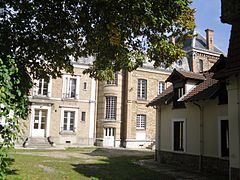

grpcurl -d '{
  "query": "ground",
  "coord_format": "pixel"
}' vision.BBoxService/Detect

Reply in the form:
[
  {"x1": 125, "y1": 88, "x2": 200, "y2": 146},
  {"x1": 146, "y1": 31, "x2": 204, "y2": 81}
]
[{"x1": 7, "y1": 147, "x2": 228, "y2": 180}]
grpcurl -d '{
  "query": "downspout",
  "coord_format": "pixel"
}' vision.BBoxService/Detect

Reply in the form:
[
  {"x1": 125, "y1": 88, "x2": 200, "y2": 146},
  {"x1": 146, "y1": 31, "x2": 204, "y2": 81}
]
[
  {"x1": 193, "y1": 102, "x2": 204, "y2": 171},
  {"x1": 153, "y1": 105, "x2": 161, "y2": 162}
]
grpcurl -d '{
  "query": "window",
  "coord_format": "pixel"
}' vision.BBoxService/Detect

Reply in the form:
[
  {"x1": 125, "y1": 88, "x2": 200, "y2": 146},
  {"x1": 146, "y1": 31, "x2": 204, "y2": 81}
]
[
  {"x1": 81, "y1": 112, "x2": 86, "y2": 121},
  {"x1": 107, "y1": 73, "x2": 118, "y2": 85},
  {"x1": 83, "y1": 82, "x2": 87, "y2": 90},
  {"x1": 34, "y1": 79, "x2": 49, "y2": 96},
  {"x1": 105, "y1": 96, "x2": 117, "y2": 120},
  {"x1": 63, "y1": 76, "x2": 79, "y2": 99},
  {"x1": 173, "y1": 86, "x2": 185, "y2": 108},
  {"x1": 136, "y1": 115, "x2": 146, "y2": 129},
  {"x1": 158, "y1": 82, "x2": 165, "y2": 95},
  {"x1": 220, "y1": 120, "x2": 229, "y2": 157},
  {"x1": 137, "y1": 79, "x2": 147, "y2": 100},
  {"x1": 173, "y1": 120, "x2": 185, "y2": 151},
  {"x1": 63, "y1": 111, "x2": 75, "y2": 131},
  {"x1": 177, "y1": 87, "x2": 185, "y2": 99},
  {"x1": 199, "y1": 59, "x2": 203, "y2": 72},
  {"x1": 178, "y1": 60, "x2": 183, "y2": 66}
]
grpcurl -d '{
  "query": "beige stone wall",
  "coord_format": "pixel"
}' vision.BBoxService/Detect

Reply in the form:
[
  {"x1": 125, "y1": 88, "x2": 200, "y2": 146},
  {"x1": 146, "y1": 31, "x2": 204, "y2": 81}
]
[
  {"x1": 124, "y1": 68, "x2": 170, "y2": 148},
  {"x1": 20, "y1": 64, "x2": 96, "y2": 146},
  {"x1": 192, "y1": 51, "x2": 220, "y2": 73}
]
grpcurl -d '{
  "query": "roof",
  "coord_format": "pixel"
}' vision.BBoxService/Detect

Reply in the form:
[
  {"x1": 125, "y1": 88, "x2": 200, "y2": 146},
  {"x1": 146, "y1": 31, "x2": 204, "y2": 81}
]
[
  {"x1": 147, "y1": 85, "x2": 173, "y2": 107},
  {"x1": 181, "y1": 73, "x2": 219, "y2": 102},
  {"x1": 166, "y1": 69, "x2": 205, "y2": 82},
  {"x1": 147, "y1": 72, "x2": 221, "y2": 107},
  {"x1": 183, "y1": 32, "x2": 223, "y2": 54}
]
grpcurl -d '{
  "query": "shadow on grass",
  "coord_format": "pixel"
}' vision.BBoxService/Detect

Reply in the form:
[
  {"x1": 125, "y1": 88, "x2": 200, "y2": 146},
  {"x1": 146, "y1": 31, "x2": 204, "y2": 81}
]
[{"x1": 71, "y1": 148, "x2": 174, "y2": 180}]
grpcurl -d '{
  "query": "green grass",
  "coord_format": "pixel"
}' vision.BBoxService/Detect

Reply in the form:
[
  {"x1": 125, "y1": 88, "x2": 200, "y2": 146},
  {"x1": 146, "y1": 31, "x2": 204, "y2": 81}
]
[{"x1": 6, "y1": 148, "x2": 173, "y2": 180}]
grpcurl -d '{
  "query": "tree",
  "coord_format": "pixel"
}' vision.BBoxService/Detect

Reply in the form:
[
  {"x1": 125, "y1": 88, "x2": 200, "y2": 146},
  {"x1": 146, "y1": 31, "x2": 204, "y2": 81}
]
[
  {"x1": 0, "y1": 0, "x2": 194, "y2": 178},
  {"x1": 1, "y1": 0, "x2": 195, "y2": 80}
]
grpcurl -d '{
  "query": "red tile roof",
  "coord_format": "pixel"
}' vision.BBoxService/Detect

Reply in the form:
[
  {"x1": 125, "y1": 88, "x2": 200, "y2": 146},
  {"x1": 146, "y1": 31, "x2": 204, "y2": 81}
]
[
  {"x1": 166, "y1": 69, "x2": 205, "y2": 82},
  {"x1": 181, "y1": 73, "x2": 219, "y2": 102}
]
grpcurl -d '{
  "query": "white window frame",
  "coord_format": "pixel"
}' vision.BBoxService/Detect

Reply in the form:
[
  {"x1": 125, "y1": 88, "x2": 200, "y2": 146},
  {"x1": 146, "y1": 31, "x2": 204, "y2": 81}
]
[
  {"x1": 62, "y1": 75, "x2": 80, "y2": 99},
  {"x1": 137, "y1": 79, "x2": 147, "y2": 100},
  {"x1": 172, "y1": 118, "x2": 186, "y2": 152},
  {"x1": 158, "y1": 81, "x2": 166, "y2": 95},
  {"x1": 218, "y1": 116, "x2": 229, "y2": 157},
  {"x1": 33, "y1": 78, "x2": 52, "y2": 97},
  {"x1": 136, "y1": 114, "x2": 146, "y2": 130},
  {"x1": 60, "y1": 108, "x2": 78, "y2": 132},
  {"x1": 105, "y1": 96, "x2": 117, "y2": 120}
]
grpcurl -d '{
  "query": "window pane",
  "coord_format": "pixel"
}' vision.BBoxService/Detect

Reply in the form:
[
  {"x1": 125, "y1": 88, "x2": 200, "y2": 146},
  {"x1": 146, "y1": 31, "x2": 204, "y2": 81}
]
[
  {"x1": 136, "y1": 115, "x2": 146, "y2": 129},
  {"x1": 105, "y1": 96, "x2": 116, "y2": 119},
  {"x1": 137, "y1": 79, "x2": 147, "y2": 99},
  {"x1": 70, "y1": 78, "x2": 77, "y2": 98}
]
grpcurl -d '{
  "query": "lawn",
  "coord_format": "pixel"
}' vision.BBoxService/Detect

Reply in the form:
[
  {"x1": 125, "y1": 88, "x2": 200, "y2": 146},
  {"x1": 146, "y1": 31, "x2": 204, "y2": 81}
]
[{"x1": 7, "y1": 147, "x2": 173, "y2": 180}]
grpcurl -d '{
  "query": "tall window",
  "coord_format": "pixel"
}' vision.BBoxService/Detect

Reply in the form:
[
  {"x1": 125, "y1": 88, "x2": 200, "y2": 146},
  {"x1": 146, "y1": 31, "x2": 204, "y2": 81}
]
[
  {"x1": 220, "y1": 120, "x2": 229, "y2": 157},
  {"x1": 81, "y1": 112, "x2": 86, "y2": 121},
  {"x1": 107, "y1": 73, "x2": 118, "y2": 85},
  {"x1": 137, "y1": 79, "x2": 147, "y2": 100},
  {"x1": 105, "y1": 96, "x2": 117, "y2": 120},
  {"x1": 136, "y1": 115, "x2": 146, "y2": 129},
  {"x1": 63, "y1": 76, "x2": 79, "y2": 99},
  {"x1": 35, "y1": 79, "x2": 49, "y2": 96},
  {"x1": 158, "y1": 82, "x2": 165, "y2": 95},
  {"x1": 199, "y1": 59, "x2": 203, "y2": 72},
  {"x1": 173, "y1": 120, "x2": 185, "y2": 151},
  {"x1": 63, "y1": 111, "x2": 75, "y2": 131}
]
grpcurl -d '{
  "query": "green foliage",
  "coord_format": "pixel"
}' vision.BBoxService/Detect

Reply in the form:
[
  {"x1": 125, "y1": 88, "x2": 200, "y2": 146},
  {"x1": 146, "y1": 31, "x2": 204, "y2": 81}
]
[
  {"x1": 0, "y1": 1, "x2": 195, "y2": 177},
  {"x1": 0, "y1": 56, "x2": 31, "y2": 179},
  {"x1": 1, "y1": 0, "x2": 195, "y2": 80}
]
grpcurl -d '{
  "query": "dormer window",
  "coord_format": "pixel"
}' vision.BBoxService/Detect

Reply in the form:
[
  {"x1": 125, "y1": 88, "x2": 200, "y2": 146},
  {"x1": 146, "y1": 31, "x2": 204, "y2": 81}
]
[
  {"x1": 173, "y1": 86, "x2": 185, "y2": 109},
  {"x1": 177, "y1": 87, "x2": 185, "y2": 99}
]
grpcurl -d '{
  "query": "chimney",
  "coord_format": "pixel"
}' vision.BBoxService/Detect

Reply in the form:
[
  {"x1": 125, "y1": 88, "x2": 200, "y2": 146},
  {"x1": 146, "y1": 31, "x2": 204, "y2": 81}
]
[{"x1": 205, "y1": 29, "x2": 214, "y2": 51}]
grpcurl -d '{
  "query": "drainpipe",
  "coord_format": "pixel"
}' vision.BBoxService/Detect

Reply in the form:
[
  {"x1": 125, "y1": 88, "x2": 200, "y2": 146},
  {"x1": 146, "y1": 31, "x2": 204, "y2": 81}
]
[
  {"x1": 193, "y1": 102, "x2": 204, "y2": 171},
  {"x1": 153, "y1": 105, "x2": 161, "y2": 162}
]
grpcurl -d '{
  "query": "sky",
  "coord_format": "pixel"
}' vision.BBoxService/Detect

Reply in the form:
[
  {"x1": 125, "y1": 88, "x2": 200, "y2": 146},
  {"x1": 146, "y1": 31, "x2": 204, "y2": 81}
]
[{"x1": 191, "y1": 0, "x2": 231, "y2": 54}]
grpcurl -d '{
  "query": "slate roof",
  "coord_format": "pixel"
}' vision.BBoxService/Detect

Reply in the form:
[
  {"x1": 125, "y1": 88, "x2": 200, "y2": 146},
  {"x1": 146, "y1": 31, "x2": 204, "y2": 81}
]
[{"x1": 183, "y1": 31, "x2": 223, "y2": 54}]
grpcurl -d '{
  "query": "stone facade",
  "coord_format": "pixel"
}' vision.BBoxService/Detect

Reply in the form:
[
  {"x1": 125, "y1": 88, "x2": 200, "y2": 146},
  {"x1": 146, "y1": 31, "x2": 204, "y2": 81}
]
[
  {"x1": 96, "y1": 68, "x2": 171, "y2": 148},
  {"x1": 19, "y1": 63, "x2": 97, "y2": 147}
]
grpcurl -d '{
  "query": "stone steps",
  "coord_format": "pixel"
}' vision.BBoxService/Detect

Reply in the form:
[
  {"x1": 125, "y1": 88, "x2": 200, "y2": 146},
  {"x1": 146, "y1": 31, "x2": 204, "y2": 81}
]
[{"x1": 24, "y1": 137, "x2": 54, "y2": 149}]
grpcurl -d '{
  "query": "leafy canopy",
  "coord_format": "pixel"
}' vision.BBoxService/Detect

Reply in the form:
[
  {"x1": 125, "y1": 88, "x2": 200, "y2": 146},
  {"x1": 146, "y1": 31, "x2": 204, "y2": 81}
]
[{"x1": 1, "y1": 0, "x2": 195, "y2": 80}]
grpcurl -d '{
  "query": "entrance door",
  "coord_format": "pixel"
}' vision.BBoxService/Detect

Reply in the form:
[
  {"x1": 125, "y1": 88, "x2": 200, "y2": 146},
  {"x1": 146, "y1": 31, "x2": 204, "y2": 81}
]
[
  {"x1": 32, "y1": 109, "x2": 47, "y2": 137},
  {"x1": 103, "y1": 128, "x2": 115, "y2": 147}
]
